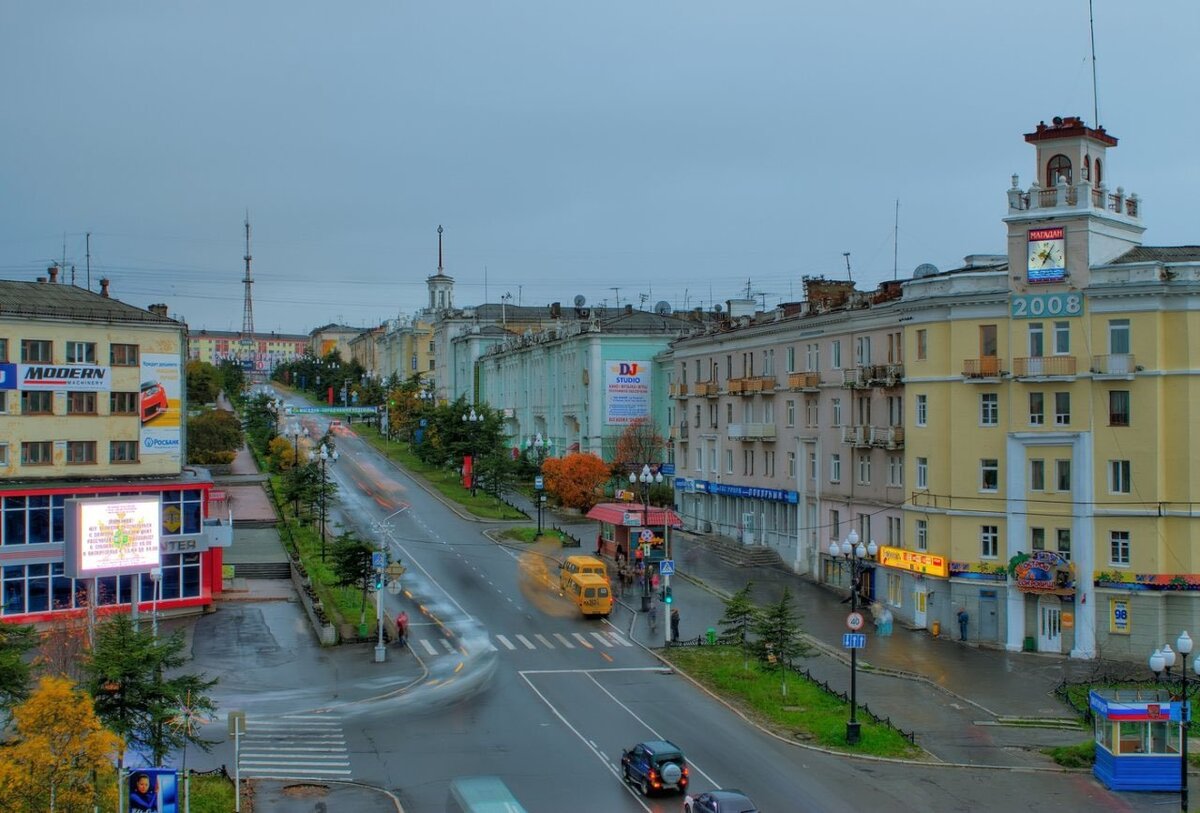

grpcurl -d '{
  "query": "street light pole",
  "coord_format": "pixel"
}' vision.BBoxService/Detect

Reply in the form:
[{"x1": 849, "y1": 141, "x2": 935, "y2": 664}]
[
  {"x1": 313, "y1": 443, "x2": 337, "y2": 561},
  {"x1": 829, "y1": 529, "x2": 877, "y2": 745},
  {"x1": 1151, "y1": 631, "x2": 1196, "y2": 811},
  {"x1": 629, "y1": 464, "x2": 664, "y2": 623},
  {"x1": 462, "y1": 407, "x2": 481, "y2": 496},
  {"x1": 529, "y1": 433, "x2": 546, "y2": 535}
]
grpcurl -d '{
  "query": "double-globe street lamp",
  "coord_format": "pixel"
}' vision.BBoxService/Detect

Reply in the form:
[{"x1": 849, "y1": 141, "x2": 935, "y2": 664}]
[
  {"x1": 310, "y1": 443, "x2": 339, "y2": 560},
  {"x1": 630, "y1": 464, "x2": 664, "y2": 612},
  {"x1": 526, "y1": 433, "x2": 551, "y2": 535},
  {"x1": 462, "y1": 407, "x2": 482, "y2": 496},
  {"x1": 287, "y1": 422, "x2": 309, "y2": 518},
  {"x1": 1150, "y1": 631, "x2": 1199, "y2": 811},
  {"x1": 828, "y1": 529, "x2": 877, "y2": 745}
]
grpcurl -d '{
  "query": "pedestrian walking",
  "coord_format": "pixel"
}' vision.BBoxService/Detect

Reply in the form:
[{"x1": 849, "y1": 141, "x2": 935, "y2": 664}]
[
  {"x1": 670, "y1": 608, "x2": 680, "y2": 642},
  {"x1": 595, "y1": 534, "x2": 603, "y2": 556},
  {"x1": 616, "y1": 543, "x2": 626, "y2": 566},
  {"x1": 396, "y1": 610, "x2": 409, "y2": 647},
  {"x1": 956, "y1": 608, "x2": 969, "y2": 641}
]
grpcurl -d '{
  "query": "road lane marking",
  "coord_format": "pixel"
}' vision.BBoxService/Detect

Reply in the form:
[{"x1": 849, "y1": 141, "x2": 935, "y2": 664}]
[
  {"x1": 516, "y1": 634, "x2": 536, "y2": 649},
  {"x1": 496, "y1": 635, "x2": 517, "y2": 650},
  {"x1": 590, "y1": 632, "x2": 613, "y2": 647},
  {"x1": 554, "y1": 633, "x2": 575, "y2": 648},
  {"x1": 535, "y1": 634, "x2": 554, "y2": 648},
  {"x1": 607, "y1": 632, "x2": 633, "y2": 647},
  {"x1": 572, "y1": 633, "x2": 593, "y2": 648},
  {"x1": 440, "y1": 639, "x2": 456, "y2": 653},
  {"x1": 420, "y1": 640, "x2": 438, "y2": 655}
]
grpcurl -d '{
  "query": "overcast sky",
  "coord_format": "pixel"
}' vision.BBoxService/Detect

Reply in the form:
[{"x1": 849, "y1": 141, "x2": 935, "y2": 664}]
[{"x1": 3, "y1": 2, "x2": 1197, "y2": 335}]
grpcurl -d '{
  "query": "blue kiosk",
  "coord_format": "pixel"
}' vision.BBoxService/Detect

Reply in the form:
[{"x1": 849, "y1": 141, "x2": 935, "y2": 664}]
[{"x1": 1090, "y1": 689, "x2": 1186, "y2": 791}]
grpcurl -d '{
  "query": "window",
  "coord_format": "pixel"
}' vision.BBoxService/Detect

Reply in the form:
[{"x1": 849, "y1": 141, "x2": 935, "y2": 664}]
[
  {"x1": 726, "y1": 355, "x2": 733, "y2": 379},
  {"x1": 981, "y1": 525, "x2": 999, "y2": 558},
  {"x1": 1110, "y1": 460, "x2": 1131, "y2": 494},
  {"x1": 1055, "y1": 459, "x2": 1071, "y2": 491},
  {"x1": 743, "y1": 449, "x2": 754, "y2": 476},
  {"x1": 21, "y1": 391, "x2": 52, "y2": 415},
  {"x1": 831, "y1": 398, "x2": 842, "y2": 427},
  {"x1": 808, "y1": 452, "x2": 817, "y2": 480},
  {"x1": 694, "y1": 447, "x2": 702, "y2": 471},
  {"x1": 410, "y1": 355, "x2": 417, "y2": 371},
  {"x1": 1109, "y1": 319, "x2": 1131, "y2": 355},
  {"x1": 0, "y1": 444, "x2": 7, "y2": 466},
  {"x1": 916, "y1": 329, "x2": 927, "y2": 360},
  {"x1": 1028, "y1": 323, "x2": 1044, "y2": 357},
  {"x1": 110, "y1": 392, "x2": 138, "y2": 415},
  {"x1": 1053, "y1": 322, "x2": 1070, "y2": 354},
  {"x1": 979, "y1": 324, "x2": 997, "y2": 358},
  {"x1": 856, "y1": 395, "x2": 871, "y2": 425},
  {"x1": 980, "y1": 459, "x2": 999, "y2": 491},
  {"x1": 1046, "y1": 153, "x2": 1072, "y2": 185},
  {"x1": 67, "y1": 392, "x2": 97, "y2": 415},
  {"x1": 21, "y1": 339, "x2": 52, "y2": 362},
  {"x1": 765, "y1": 450, "x2": 775, "y2": 477},
  {"x1": 786, "y1": 400, "x2": 795, "y2": 427},
  {"x1": 1110, "y1": 531, "x2": 1131, "y2": 566},
  {"x1": 805, "y1": 343, "x2": 819, "y2": 372},
  {"x1": 886, "y1": 396, "x2": 902, "y2": 426},
  {"x1": 888, "y1": 516, "x2": 901, "y2": 546},
  {"x1": 111, "y1": 343, "x2": 139, "y2": 366},
  {"x1": 725, "y1": 449, "x2": 733, "y2": 474},
  {"x1": 1109, "y1": 391, "x2": 1130, "y2": 426},
  {"x1": 805, "y1": 398, "x2": 818, "y2": 427},
  {"x1": 694, "y1": 404, "x2": 701, "y2": 427},
  {"x1": 0, "y1": 338, "x2": 6, "y2": 362},
  {"x1": 831, "y1": 340, "x2": 842, "y2": 369},
  {"x1": 887, "y1": 572, "x2": 903, "y2": 608},
  {"x1": 787, "y1": 451, "x2": 796, "y2": 478},
  {"x1": 66, "y1": 441, "x2": 96, "y2": 464},
  {"x1": 830, "y1": 510, "x2": 840, "y2": 540},
  {"x1": 21, "y1": 442, "x2": 52, "y2": 465},
  {"x1": 887, "y1": 331, "x2": 902, "y2": 363},
  {"x1": 1030, "y1": 459, "x2": 1045, "y2": 491},
  {"x1": 428, "y1": 359, "x2": 434, "y2": 371},
  {"x1": 0, "y1": 392, "x2": 5, "y2": 413},
  {"x1": 855, "y1": 336, "x2": 871, "y2": 366},
  {"x1": 858, "y1": 513, "x2": 871, "y2": 541},
  {"x1": 786, "y1": 346, "x2": 795, "y2": 373},
  {"x1": 1031, "y1": 527, "x2": 1045, "y2": 551},
  {"x1": 915, "y1": 394, "x2": 927, "y2": 427},
  {"x1": 888, "y1": 455, "x2": 903, "y2": 487},
  {"x1": 830, "y1": 454, "x2": 841, "y2": 483},
  {"x1": 856, "y1": 454, "x2": 871, "y2": 485},
  {"x1": 110, "y1": 440, "x2": 139, "y2": 463},
  {"x1": 915, "y1": 520, "x2": 927, "y2": 551},
  {"x1": 1057, "y1": 528, "x2": 1072, "y2": 561},
  {"x1": 980, "y1": 393, "x2": 998, "y2": 426},
  {"x1": 1029, "y1": 392, "x2": 1044, "y2": 425},
  {"x1": 916, "y1": 457, "x2": 928, "y2": 489},
  {"x1": 65, "y1": 341, "x2": 96, "y2": 364},
  {"x1": 1054, "y1": 391, "x2": 1070, "y2": 425},
  {"x1": 726, "y1": 403, "x2": 733, "y2": 424},
  {"x1": 708, "y1": 403, "x2": 718, "y2": 428}
]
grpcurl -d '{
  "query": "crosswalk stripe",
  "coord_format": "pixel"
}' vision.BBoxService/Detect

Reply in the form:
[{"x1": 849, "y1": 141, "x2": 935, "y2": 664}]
[
  {"x1": 535, "y1": 634, "x2": 554, "y2": 648},
  {"x1": 420, "y1": 639, "x2": 438, "y2": 655},
  {"x1": 608, "y1": 631, "x2": 633, "y2": 647},
  {"x1": 572, "y1": 633, "x2": 593, "y2": 648},
  {"x1": 515, "y1": 634, "x2": 536, "y2": 649},
  {"x1": 240, "y1": 715, "x2": 351, "y2": 781},
  {"x1": 554, "y1": 633, "x2": 575, "y2": 648},
  {"x1": 440, "y1": 639, "x2": 457, "y2": 653},
  {"x1": 590, "y1": 632, "x2": 613, "y2": 647},
  {"x1": 495, "y1": 635, "x2": 516, "y2": 650}
]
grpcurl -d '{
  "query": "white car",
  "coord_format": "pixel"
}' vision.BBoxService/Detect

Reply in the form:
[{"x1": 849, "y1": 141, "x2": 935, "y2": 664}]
[{"x1": 684, "y1": 789, "x2": 759, "y2": 813}]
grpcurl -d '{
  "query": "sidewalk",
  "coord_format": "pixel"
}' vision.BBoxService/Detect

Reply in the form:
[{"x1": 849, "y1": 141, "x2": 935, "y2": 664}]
[{"x1": 504, "y1": 491, "x2": 1105, "y2": 768}]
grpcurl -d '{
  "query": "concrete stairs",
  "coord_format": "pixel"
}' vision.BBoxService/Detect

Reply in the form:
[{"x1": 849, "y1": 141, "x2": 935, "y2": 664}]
[
  {"x1": 689, "y1": 533, "x2": 784, "y2": 568},
  {"x1": 229, "y1": 562, "x2": 291, "y2": 579}
]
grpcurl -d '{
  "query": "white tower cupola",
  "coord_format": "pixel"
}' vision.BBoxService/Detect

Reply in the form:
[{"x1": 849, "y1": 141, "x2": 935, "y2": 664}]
[{"x1": 426, "y1": 224, "x2": 455, "y2": 312}]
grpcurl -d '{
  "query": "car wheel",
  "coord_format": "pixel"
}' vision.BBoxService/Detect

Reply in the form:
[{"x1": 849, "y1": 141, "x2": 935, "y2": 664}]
[
  {"x1": 622, "y1": 765, "x2": 630, "y2": 784},
  {"x1": 640, "y1": 777, "x2": 650, "y2": 797}
]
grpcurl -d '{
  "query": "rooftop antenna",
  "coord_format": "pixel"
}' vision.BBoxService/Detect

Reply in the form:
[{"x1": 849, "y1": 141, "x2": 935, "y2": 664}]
[
  {"x1": 484, "y1": 265, "x2": 488, "y2": 305},
  {"x1": 609, "y1": 287, "x2": 621, "y2": 309},
  {"x1": 893, "y1": 199, "x2": 900, "y2": 281},
  {"x1": 437, "y1": 225, "x2": 444, "y2": 273},
  {"x1": 241, "y1": 212, "x2": 256, "y2": 346},
  {"x1": 85, "y1": 232, "x2": 91, "y2": 289},
  {"x1": 843, "y1": 252, "x2": 853, "y2": 282},
  {"x1": 743, "y1": 278, "x2": 753, "y2": 298},
  {"x1": 639, "y1": 292, "x2": 649, "y2": 309},
  {"x1": 1089, "y1": 0, "x2": 1100, "y2": 127}
]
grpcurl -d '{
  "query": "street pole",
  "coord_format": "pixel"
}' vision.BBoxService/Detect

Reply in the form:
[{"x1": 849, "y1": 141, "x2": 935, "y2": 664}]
[
  {"x1": 1152, "y1": 632, "x2": 1196, "y2": 811},
  {"x1": 830, "y1": 530, "x2": 876, "y2": 745}
]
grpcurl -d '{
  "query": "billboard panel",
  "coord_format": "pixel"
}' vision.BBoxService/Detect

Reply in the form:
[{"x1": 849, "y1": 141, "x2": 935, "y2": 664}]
[
  {"x1": 605, "y1": 361, "x2": 650, "y2": 425},
  {"x1": 128, "y1": 767, "x2": 178, "y2": 813},
  {"x1": 140, "y1": 352, "x2": 182, "y2": 460},
  {"x1": 63, "y1": 496, "x2": 162, "y2": 579},
  {"x1": 15, "y1": 363, "x2": 111, "y2": 391}
]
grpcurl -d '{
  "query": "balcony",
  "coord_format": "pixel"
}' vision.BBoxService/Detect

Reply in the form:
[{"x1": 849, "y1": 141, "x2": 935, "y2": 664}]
[
  {"x1": 1012, "y1": 356, "x2": 1077, "y2": 379},
  {"x1": 870, "y1": 425, "x2": 905, "y2": 449},
  {"x1": 841, "y1": 368, "x2": 864, "y2": 388},
  {"x1": 727, "y1": 423, "x2": 777, "y2": 441},
  {"x1": 1091, "y1": 354, "x2": 1137, "y2": 378},
  {"x1": 755, "y1": 375, "x2": 777, "y2": 393},
  {"x1": 962, "y1": 357, "x2": 1003, "y2": 380},
  {"x1": 841, "y1": 425, "x2": 871, "y2": 447},
  {"x1": 788, "y1": 372, "x2": 822, "y2": 391},
  {"x1": 691, "y1": 381, "x2": 716, "y2": 397},
  {"x1": 670, "y1": 382, "x2": 689, "y2": 398},
  {"x1": 677, "y1": 422, "x2": 689, "y2": 440},
  {"x1": 727, "y1": 378, "x2": 746, "y2": 395}
]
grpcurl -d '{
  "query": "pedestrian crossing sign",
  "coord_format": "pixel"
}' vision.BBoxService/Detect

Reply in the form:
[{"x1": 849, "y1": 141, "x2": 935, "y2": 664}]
[{"x1": 659, "y1": 560, "x2": 675, "y2": 576}]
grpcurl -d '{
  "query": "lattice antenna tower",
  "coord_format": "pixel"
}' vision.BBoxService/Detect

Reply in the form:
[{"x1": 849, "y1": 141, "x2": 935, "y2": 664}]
[{"x1": 240, "y1": 213, "x2": 255, "y2": 347}]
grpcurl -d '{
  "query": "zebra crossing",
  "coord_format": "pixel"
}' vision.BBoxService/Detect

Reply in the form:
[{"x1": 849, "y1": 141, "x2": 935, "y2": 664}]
[
  {"x1": 237, "y1": 714, "x2": 351, "y2": 781},
  {"x1": 412, "y1": 629, "x2": 633, "y2": 657}
]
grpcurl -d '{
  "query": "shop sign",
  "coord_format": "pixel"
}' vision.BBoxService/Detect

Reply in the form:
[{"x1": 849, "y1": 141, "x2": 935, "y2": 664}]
[
  {"x1": 878, "y1": 545, "x2": 948, "y2": 578},
  {"x1": 1011, "y1": 550, "x2": 1072, "y2": 592}
]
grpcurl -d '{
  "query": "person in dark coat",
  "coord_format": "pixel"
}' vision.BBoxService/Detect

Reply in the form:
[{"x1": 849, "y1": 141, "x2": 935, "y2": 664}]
[
  {"x1": 956, "y1": 608, "x2": 969, "y2": 641},
  {"x1": 670, "y1": 608, "x2": 680, "y2": 642}
]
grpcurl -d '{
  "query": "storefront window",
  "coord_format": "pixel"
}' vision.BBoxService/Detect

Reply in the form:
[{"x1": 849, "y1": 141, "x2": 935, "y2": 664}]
[{"x1": 1118, "y1": 720, "x2": 1148, "y2": 754}]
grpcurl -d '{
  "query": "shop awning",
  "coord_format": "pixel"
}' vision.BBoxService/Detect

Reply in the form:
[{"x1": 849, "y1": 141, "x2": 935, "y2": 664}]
[{"x1": 585, "y1": 502, "x2": 682, "y2": 527}]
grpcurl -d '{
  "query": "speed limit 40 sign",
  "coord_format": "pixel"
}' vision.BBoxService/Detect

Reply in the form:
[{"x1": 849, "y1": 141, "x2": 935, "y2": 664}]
[{"x1": 846, "y1": 611, "x2": 865, "y2": 631}]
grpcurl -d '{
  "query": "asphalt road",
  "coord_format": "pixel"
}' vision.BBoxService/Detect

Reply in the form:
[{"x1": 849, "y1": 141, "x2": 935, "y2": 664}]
[{"x1": 187, "y1": 398, "x2": 1168, "y2": 812}]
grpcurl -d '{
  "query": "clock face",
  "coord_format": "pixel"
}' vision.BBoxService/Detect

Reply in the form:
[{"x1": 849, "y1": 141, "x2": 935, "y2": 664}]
[{"x1": 1027, "y1": 227, "x2": 1066, "y2": 283}]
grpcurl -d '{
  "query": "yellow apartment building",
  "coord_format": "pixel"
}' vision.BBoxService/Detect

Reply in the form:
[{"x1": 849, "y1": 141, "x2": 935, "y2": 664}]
[{"x1": 901, "y1": 117, "x2": 1199, "y2": 661}]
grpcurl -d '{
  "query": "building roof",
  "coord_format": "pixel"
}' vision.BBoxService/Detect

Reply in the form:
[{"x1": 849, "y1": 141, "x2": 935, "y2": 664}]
[
  {"x1": 0, "y1": 279, "x2": 181, "y2": 326},
  {"x1": 585, "y1": 502, "x2": 683, "y2": 527},
  {"x1": 1111, "y1": 246, "x2": 1200, "y2": 264},
  {"x1": 188, "y1": 328, "x2": 309, "y2": 341}
]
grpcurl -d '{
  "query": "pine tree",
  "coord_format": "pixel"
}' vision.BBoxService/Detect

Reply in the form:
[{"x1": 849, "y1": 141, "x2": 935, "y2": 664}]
[
  {"x1": 717, "y1": 582, "x2": 759, "y2": 647},
  {"x1": 331, "y1": 530, "x2": 377, "y2": 624},
  {"x1": 752, "y1": 586, "x2": 810, "y2": 670},
  {"x1": 0, "y1": 623, "x2": 37, "y2": 722}
]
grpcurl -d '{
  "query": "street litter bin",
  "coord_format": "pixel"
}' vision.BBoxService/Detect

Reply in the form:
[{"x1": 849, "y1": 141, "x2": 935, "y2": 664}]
[
  {"x1": 641, "y1": 594, "x2": 651, "y2": 612},
  {"x1": 931, "y1": 620, "x2": 941, "y2": 637},
  {"x1": 358, "y1": 623, "x2": 369, "y2": 638},
  {"x1": 706, "y1": 627, "x2": 716, "y2": 645}
]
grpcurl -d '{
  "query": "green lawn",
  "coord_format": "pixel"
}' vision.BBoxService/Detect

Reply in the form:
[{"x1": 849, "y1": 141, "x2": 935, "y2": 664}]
[
  {"x1": 187, "y1": 773, "x2": 237, "y2": 812},
  {"x1": 662, "y1": 646, "x2": 925, "y2": 759}
]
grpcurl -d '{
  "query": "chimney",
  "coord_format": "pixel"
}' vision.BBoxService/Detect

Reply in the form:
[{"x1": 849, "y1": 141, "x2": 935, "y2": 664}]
[
  {"x1": 48, "y1": 264, "x2": 59, "y2": 283},
  {"x1": 148, "y1": 303, "x2": 169, "y2": 317},
  {"x1": 625, "y1": 303, "x2": 633, "y2": 314},
  {"x1": 99, "y1": 278, "x2": 110, "y2": 298}
]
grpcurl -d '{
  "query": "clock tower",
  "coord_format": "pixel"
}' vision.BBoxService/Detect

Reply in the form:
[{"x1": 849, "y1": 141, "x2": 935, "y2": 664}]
[{"x1": 1003, "y1": 116, "x2": 1144, "y2": 294}]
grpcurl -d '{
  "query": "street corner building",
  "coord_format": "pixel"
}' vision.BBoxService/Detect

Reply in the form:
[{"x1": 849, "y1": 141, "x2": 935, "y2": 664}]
[
  {"x1": 664, "y1": 117, "x2": 1200, "y2": 663},
  {"x1": 0, "y1": 271, "x2": 230, "y2": 625}
]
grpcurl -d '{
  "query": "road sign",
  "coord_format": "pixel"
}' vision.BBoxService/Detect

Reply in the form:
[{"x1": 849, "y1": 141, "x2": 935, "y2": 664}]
[
  {"x1": 659, "y1": 560, "x2": 675, "y2": 576},
  {"x1": 846, "y1": 611, "x2": 865, "y2": 631},
  {"x1": 535, "y1": 475, "x2": 544, "y2": 490},
  {"x1": 843, "y1": 633, "x2": 867, "y2": 649},
  {"x1": 386, "y1": 579, "x2": 402, "y2": 595},
  {"x1": 385, "y1": 563, "x2": 407, "y2": 578},
  {"x1": 639, "y1": 529, "x2": 654, "y2": 543},
  {"x1": 227, "y1": 710, "x2": 246, "y2": 736},
  {"x1": 372, "y1": 551, "x2": 386, "y2": 570}
]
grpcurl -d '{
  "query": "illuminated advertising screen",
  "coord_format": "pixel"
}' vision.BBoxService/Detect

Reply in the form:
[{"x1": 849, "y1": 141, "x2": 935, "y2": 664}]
[{"x1": 63, "y1": 496, "x2": 162, "y2": 579}]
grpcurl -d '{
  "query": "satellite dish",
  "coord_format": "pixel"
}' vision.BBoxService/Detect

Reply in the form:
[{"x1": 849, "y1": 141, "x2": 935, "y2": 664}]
[
  {"x1": 713, "y1": 303, "x2": 724, "y2": 313},
  {"x1": 913, "y1": 263, "x2": 939, "y2": 279},
  {"x1": 654, "y1": 300, "x2": 672, "y2": 316},
  {"x1": 573, "y1": 294, "x2": 587, "y2": 308}
]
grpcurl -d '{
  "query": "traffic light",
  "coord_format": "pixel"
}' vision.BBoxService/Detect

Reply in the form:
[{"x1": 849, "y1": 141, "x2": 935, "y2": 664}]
[{"x1": 664, "y1": 586, "x2": 673, "y2": 604}]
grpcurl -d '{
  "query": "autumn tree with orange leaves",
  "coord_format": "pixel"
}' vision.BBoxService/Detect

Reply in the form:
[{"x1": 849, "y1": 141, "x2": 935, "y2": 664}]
[
  {"x1": 542, "y1": 452, "x2": 610, "y2": 510},
  {"x1": 0, "y1": 676, "x2": 121, "y2": 813}
]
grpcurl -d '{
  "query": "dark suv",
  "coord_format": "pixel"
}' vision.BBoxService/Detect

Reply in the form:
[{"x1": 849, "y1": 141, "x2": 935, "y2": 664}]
[{"x1": 620, "y1": 739, "x2": 689, "y2": 796}]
